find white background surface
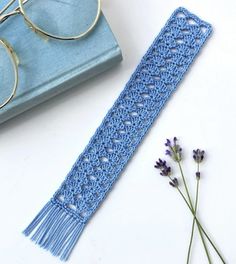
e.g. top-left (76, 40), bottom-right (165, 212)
top-left (0, 0), bottom-right (235, 263)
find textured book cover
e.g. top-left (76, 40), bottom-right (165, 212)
top-left (0, 1), bottom-right (122, 124)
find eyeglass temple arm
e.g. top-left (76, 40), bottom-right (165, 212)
top-left (0, 0), bottom-right (29, 24)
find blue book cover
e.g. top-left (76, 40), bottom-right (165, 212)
top-left (0, 0), bottom-right (122, 124)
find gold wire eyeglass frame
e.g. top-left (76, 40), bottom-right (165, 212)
top-left (0, 0), bottom-right (101, 109)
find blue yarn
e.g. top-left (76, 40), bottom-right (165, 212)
top-left (23, 7), bottom-right (212, 261)
top-left (23, 201), bottom-right (51, 236)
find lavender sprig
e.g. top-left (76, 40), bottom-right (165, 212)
top-left (187, 149), bottom-right (206, 263)
top-left (154, 159), bottom-right (179, 188)
top-left (154, 159), bottom-right (171, 176)
top-left (168, 139), bottom-right (211, 263)
top-left (193, 149), bottom-right (205, 163)
top-left (169, 177), bottom-right (179, 188)
top-left (154, 138), bottom-right (226, 263)
top-left (193, 149), bottom-right (205, 179)
top-left (156, 137), bottom-right (211, 264)
top-left (165, 137), bottom-right (182, 162)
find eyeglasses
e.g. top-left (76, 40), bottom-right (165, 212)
top-left (0, 0), bottom-right (101, 109)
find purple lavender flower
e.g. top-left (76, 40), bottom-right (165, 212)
top-left (165, 137), bottom-right (182, 162)
top-left (193, 149), bottom-right (205, 163)
top-left (196, 172), bottom-right (201, 179)
top-left (169, 177), bottom-right (179, 187)
top-left (154, 158), bottom-right (171, 176)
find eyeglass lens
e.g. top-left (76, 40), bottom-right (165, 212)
top-left (21, 0), bottom-right (99, 38)
top-left (0, 43), bottom-right (16, 107)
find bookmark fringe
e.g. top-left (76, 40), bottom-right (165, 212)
top-left (23, 201), bottom-right (85, 261)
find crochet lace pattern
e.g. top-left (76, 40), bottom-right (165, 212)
top-left (24, 7), bottom-right (212, 261)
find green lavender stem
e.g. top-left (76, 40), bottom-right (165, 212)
top-left (187, 163), bottom-right (200, 263)
top-left (186, 177), bottom-right (199, 263)
top-left (176, 186), bottom-right (226, 264)
top-left (177, 162), bottom-right (212, 264)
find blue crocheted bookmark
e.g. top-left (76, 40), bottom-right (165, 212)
top-left (23, 7), bottom-right (212, 261)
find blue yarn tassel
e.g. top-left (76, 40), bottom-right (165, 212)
top-left (23, 201), bottom-right (85, 261)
